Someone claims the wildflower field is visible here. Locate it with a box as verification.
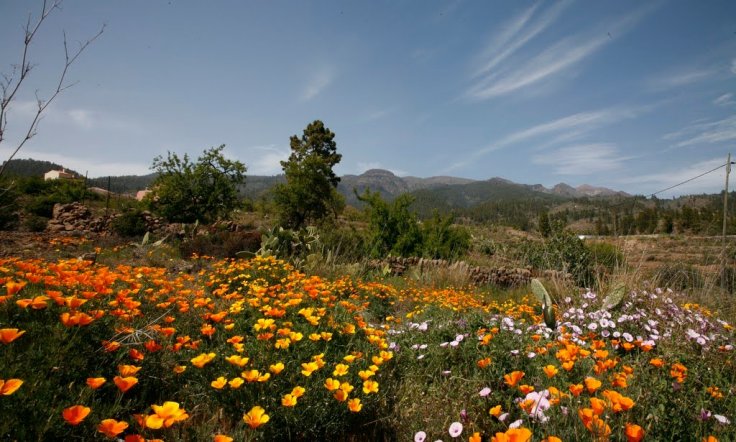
[1,250,734,441]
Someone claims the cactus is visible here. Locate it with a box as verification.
[531,278,552,307]
[543,303,556,330]
[531,278,556,329]
[602,282,627,311]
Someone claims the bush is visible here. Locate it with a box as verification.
[23,215,48,232]
[655,263,704,291]
[178,230,262,259]
[318,224,367,262]
[150,145,246,223]
[111,210,149,237]
[421,212,470,260]
[519,229,593,287]
[0,180,20,230]
[588,241,625,271]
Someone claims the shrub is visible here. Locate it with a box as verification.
[519,229,593,287]
[111,210,148,237]
[178,230,262,259]
[588,241,625,271]
[0,179,20,230]
[655,263,704,291]
[23,215,48,232]
[421,212,470,260]
[318,224,367,263]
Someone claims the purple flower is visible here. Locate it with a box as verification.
[479,387,491,397]
[460,409,468,422]
[415,431,427,442]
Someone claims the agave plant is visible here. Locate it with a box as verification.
[531,278,557,330]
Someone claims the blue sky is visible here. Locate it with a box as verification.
[1,0,734,197]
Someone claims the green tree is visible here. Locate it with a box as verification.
[149,145,246,223]
[274,120,344,228]
[421,211,471,259]
[538,210,551,237]
[358,190,422,258]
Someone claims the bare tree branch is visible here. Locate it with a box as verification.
[0,0,104,180]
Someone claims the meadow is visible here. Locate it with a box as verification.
[1,235,734,442]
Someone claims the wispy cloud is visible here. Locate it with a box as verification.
[465,3,654,100]
[301,67,336,102]
[5,100,141,133]
[664,115,736,148]
[243,144,289,175]
[617,157,727,197]
[360,108,394,123]
[471,1,570,79]
[731,58,736,74]
[713,93,734,106]
[486,105,648,153]
[532,143,630,175]
[443,104,651,173]
[648,67,718,91]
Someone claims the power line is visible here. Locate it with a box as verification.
[650,162,731,197]
[606,160,734,209]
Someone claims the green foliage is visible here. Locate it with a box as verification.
[111,209,148,237]
[588,241,625,271]
[318,223,367,263]
[0,158,80,178]
[520,224,593,287]
[602,281,627,310]
[0,180,21,230]
[23,215,48,232]
[274,120,344,229]
[256,225,322,266]
[655,263,705,291]
[20,178,96,218]
[359,190,423,258]
[358,190,470,260]
[149,145,246,223]
[420,211,470,259]
[179,230,262,259]
[538,211,551,237]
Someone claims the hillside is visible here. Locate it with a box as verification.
[1,159,81,178]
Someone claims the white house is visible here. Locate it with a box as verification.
[43,169,75,181]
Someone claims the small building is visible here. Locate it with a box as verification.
[136,189,153,201]
[44,169,75,181]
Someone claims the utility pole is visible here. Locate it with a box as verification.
[722,153,731,288]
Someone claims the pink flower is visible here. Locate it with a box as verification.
[448,422,463,438]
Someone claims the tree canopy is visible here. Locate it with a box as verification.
[149,145,246,223]
[274,120,344,229]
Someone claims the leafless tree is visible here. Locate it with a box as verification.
[0,0,105,182]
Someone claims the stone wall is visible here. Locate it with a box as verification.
[370,256,571,288]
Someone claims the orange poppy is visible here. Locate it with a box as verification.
[98,419,129,438]
[113,376,138,393]
[63,405,91,426]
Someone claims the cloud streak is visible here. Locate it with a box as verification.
[466,3,654,100]
[532,143,630,175]
[664,115,736,149]
[648,68,718,91]
[301,67,336,102]
[443,104,651,174]
[243,144,289,175]
[713,93,734,106]
[617,157,728,197]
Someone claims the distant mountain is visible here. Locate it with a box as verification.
[4,158,631,207]
[1,158,81,178]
